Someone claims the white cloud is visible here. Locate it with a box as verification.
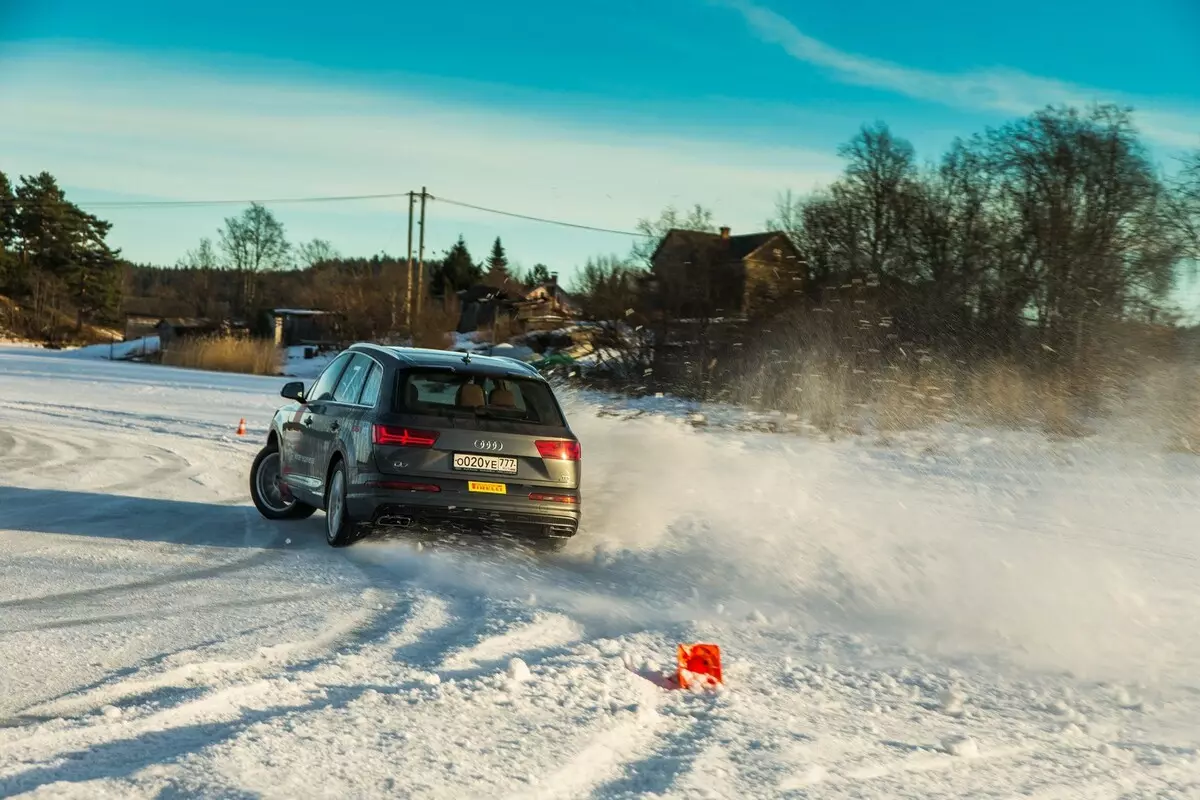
[718,0,1200,150]
[0,45,843,266]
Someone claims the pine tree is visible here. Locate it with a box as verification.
[0,171,15,292]
[484,236,510,288]
[529,263,552,286]
[431,235,481,295]
[0,171,15,250]
[8,172,123,330]
[66,213,123,328]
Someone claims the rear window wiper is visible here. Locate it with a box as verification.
[473,407,532,421]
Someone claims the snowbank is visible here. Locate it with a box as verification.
[448,331,535,361]
[59,335,161,360]
[282,345,340,379]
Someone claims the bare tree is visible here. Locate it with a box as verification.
[296,238,339,270]
[986,104,1174,362]
[631,203,717,267]
[219,203,290,314]
[837,122,921,280]
[1167,151,1200,263]
[177,237,221,270]
[571,255,653,380]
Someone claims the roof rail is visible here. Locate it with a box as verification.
[492,356,541,376]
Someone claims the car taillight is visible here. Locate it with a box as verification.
[529,492,579,504]
[535,440,581,461]
[373,425,439,447]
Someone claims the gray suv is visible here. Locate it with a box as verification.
[248,343,581,547]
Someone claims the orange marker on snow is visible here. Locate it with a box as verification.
[236,418,247,436]
[677,643,722,690]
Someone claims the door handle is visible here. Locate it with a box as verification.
[304,416,314,426]
[330,421,340,432]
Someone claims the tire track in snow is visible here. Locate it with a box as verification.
[0,550,282,612]
[0,591,393,766]
[502,677,668,800]
[437,612,584,677]
[0,425,91,477]
[0,399,256,450]
[0,423,208,498]
[1,590,321,636]
[19,594,384,717]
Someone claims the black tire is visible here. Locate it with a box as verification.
[249,442,316,521]
[324,459,359,547]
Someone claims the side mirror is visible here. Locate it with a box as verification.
[280,381,305,402]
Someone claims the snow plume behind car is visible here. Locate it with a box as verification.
[545,389,1192,686]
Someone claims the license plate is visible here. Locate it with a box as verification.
[452,453,518,475]
[468,481,507,495]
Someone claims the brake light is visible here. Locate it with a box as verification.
[529,492,579,504]
[535,440,581,461]
[367,480,441,493]
[373,425,438,447]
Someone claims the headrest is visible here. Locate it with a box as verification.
[489,388,517,407]
[406,382,419,407]
[456,383,485,408]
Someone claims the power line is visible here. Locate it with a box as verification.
[74,191,414,209]
[0,191,411,210]
[0,188,655,238]
[431,194,651,238]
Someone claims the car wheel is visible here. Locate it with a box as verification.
[324,460,358,547]
[249,443,316,520]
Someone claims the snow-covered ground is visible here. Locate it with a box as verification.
[55,336,162,361]
[2,345,1200,798]
[281,345,338,380]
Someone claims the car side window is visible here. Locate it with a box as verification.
[332,354,372,404]
[358,362,384,407]
[308,352,353,403]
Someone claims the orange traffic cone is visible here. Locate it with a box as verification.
[236,418,247,436]
[677,643,722,690]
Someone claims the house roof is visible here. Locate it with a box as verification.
[525,283,578,307]
[457,284,522,304]
[648,229,794,266]
[157,317,216,329]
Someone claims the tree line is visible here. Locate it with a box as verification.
[575,104,1200,378]
[0,171,559,343]
[3,101,1197,364]
[131,208,557,341]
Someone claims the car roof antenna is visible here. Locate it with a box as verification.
[462,350,472,364]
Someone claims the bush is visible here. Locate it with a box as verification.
[410,302,461,349]
[162,335,280,375]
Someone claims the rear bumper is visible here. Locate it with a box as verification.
[347,475,581,538]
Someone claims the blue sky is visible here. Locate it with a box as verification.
[1,0,1198,298]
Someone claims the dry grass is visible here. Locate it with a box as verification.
[1158,369,1200,454]
[162,335,281,375]
[0,294,123,346]
[965,362,1039,427]
[730,352,1107,441]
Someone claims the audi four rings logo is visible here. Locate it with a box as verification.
[474,439,504,452]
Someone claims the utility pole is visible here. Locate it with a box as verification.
[416,186,428,320]
[405,191,415,329]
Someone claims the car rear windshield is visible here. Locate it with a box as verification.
[395,369,566,427]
